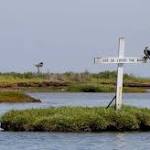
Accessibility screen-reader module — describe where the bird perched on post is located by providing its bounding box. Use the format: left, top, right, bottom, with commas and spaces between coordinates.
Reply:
144, 47, 150, 61
35, 62, 43, 74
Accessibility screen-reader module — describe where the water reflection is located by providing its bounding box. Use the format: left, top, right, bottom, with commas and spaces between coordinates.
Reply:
114, 133, 127, 150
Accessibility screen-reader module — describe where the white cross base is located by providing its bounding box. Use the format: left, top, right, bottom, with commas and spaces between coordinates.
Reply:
94, 37, 147, 110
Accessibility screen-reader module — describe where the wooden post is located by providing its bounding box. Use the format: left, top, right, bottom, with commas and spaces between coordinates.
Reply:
115, 37, 125, 110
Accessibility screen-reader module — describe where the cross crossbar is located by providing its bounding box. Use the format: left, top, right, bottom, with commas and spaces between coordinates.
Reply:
94, 57, 146, 64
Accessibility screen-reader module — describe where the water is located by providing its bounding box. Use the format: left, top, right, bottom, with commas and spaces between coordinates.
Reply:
1, 92, 150, 114
1, 92, 150, 150
0, 132, 150, 150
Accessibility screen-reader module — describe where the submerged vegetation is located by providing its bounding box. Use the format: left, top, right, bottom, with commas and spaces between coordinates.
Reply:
2, 106, 150, 132
0, 91, 40, 103
0, 71, 149, 92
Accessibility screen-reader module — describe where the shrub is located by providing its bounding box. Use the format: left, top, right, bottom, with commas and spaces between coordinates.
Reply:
2, 106, 150, 132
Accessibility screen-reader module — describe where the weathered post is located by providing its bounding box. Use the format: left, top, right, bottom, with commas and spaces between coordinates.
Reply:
116, 37, 125, 110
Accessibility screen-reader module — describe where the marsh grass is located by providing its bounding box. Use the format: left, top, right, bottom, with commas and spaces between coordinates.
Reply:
67, 84, 115, 92
2, 106, 150, 131
0, 71, 148, 92
0, 91, 40, 103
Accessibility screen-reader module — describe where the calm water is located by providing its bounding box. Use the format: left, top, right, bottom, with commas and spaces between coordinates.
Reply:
1, 132, 150, 150
1, 92, 150, 150
1, 92, 150, 114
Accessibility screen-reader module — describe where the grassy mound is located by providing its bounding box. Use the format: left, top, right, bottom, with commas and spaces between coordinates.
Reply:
67, 85, 115, 92
0, 91, 41, 103
67, 85, 145, 93
1, 106, 150, 132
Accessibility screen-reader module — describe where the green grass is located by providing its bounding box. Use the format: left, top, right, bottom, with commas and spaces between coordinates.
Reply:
2, 106, 150, 132
0, 71, 148, 93
0, 91, 41, 103
67, 84, 115, 92
67, 84, 145, 93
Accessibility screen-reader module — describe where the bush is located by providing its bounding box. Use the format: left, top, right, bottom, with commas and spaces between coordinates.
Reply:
67, 85, 115, 92
2, 106, 150, 132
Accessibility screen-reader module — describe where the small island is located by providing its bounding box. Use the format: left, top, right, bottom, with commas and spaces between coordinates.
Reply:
0, 91, 41, 103
1, 106, 150, 132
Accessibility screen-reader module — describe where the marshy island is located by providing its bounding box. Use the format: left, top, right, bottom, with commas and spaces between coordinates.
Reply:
2, 106, 150, 132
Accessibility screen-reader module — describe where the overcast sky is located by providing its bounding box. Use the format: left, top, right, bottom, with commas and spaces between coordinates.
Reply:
0, 0, 150, 76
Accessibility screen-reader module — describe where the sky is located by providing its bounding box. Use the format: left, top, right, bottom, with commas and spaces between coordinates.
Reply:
0, 0, 150, 76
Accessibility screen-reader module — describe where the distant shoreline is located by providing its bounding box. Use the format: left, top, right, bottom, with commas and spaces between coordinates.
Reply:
0, 71, 149, 93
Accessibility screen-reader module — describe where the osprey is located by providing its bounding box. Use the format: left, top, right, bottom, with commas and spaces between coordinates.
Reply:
35, 62, 43, 67
144, 47, 150, 60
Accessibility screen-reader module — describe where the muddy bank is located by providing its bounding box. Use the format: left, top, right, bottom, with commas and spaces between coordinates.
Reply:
0, 81, 69, 88
0, 91, 41, 103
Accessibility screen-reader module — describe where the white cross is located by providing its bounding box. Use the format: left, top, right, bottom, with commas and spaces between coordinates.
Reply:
94, 37, 148, 110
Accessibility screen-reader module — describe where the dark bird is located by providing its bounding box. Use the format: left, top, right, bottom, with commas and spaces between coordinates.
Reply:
35, 62, 44, 74
144, 47, 150, 60
35, 62, 43, 68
